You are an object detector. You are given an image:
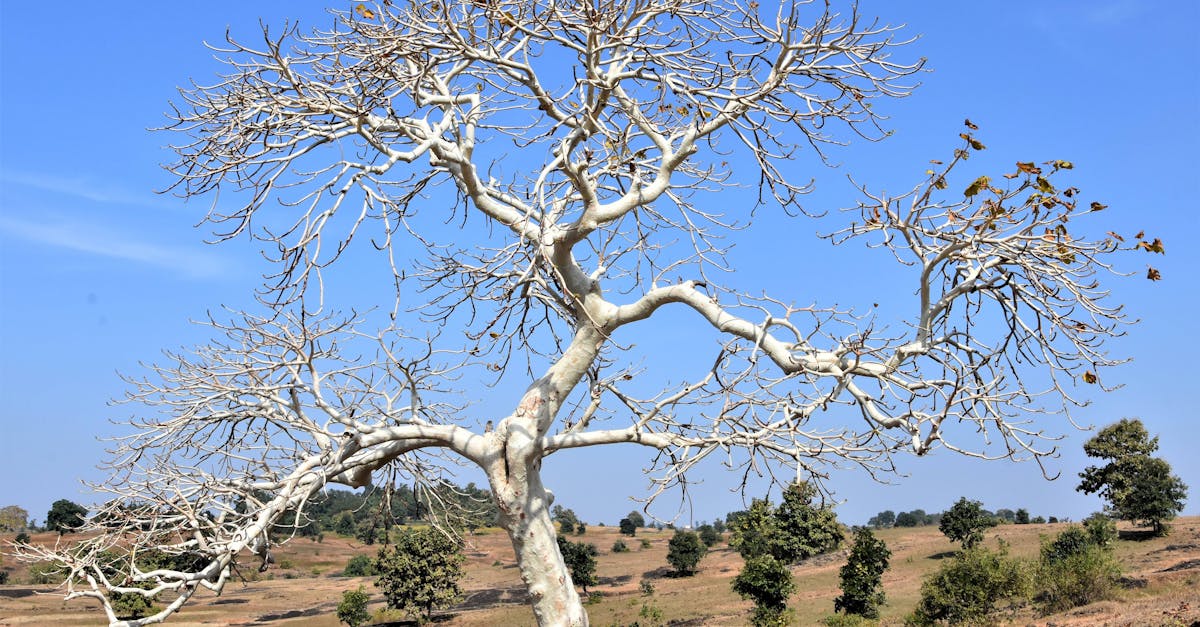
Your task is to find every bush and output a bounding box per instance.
[14,531,30,544]
[907,546,1029,626]
[619,518,637,536]
[1034,526,1121,614]
[834,527,891,619]
[337,586,371,627]
[821,614,877,627]
[0,570,8,585]
[697,524,721,547]
[343,554,377,577]
[1083,512,1117,548]
[611,539,630,553]
[28,561,65,585]
[640,538,652,549]
[666,530,707,575]
[110,590,156,620]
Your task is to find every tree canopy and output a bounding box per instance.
[1077,419,1187,535]
[939,497,998,549]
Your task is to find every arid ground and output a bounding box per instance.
[3,517,1198,626]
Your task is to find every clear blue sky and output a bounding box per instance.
[1,1,1197,529]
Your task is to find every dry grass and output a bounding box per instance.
[2,518,1198,626]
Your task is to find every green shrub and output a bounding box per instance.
[640,538,652,549]
[14,531,30,544]
[28,561,65,585]
[611,539,630,553]
[343,554,377,577]
[1083,513,1117,548]
[337,586,371,627]
[822,613,877,627]
[110,590,157,620]
[0,570,9,585]
[906,546,1029,626]
[1034,526,1121,614]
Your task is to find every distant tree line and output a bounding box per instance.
[866,505,1058,530]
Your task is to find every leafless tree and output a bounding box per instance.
[16,1,1155,625]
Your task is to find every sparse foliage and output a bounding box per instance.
[1077,419,1188,536]
[22,0,1153,624]
[939,497,998,549]
[834,527,891,619]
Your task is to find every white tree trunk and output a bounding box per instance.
[493,462,587,626]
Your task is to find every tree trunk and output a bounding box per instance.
[493,463,587,626]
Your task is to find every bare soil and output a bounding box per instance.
[2,518,1197,626]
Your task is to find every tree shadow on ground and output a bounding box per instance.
[598,573,633,587]
[927,550,958,560]
[641,566,673,580]
[1119,528,1161,542]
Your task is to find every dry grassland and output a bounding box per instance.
[2,517,1197,626]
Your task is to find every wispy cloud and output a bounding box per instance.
[0,215,230,279]
[0,169,178,211]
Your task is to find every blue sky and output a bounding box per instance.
[1,1,1197,529]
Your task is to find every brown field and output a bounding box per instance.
[2,517,1198,626]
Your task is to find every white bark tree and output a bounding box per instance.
[17,1,1157,625]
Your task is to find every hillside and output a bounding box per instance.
[2,518,1198,626]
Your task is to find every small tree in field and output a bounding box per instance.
[626,511,646,529]
[45,500,87,534]
[773,482,842,563]
[619,518,638,537]
[1015,509,1031,525]
[834,527,891,619]
[666,530,707,576]
[375,527,464,623]
[557,536,598,594]
[21,1,1157,624]
[337,586,371,627]
[732,555,796,627]
[1077,419,1188,536]
[939,497,998,549]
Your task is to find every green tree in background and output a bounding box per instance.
[833,527,891,619]
[666,530,707,575]
[375,527,464,623]
[46,500,87,534]
[1077,418,1188,536]
[939,497,998,549]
